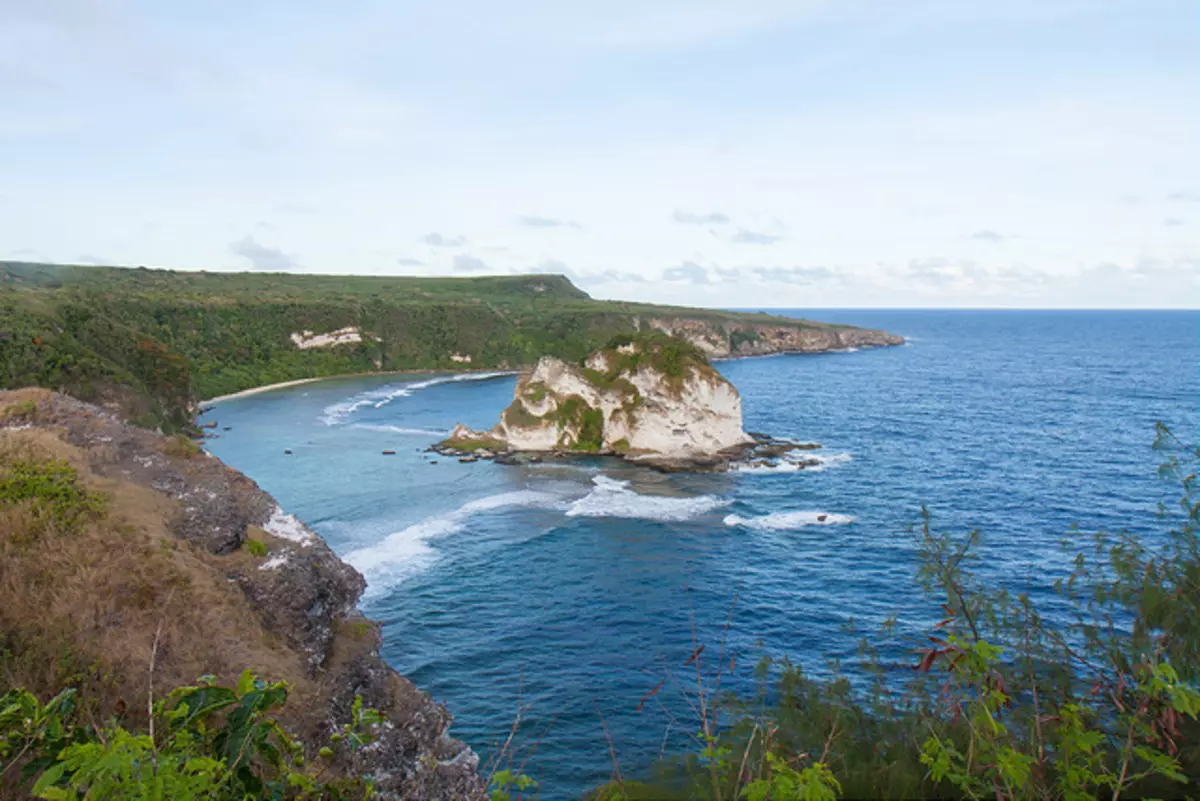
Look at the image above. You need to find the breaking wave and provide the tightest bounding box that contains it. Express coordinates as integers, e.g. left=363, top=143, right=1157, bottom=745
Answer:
left=351, top=423, right=449, bottom=437
left=724, top=510, right=854, bottom=531
left=321, top=372, right=513, bottom=425
left=731, top=451, right=853, bottom=475
left=565, top=475, right=729, bottom=522
left=344, top=490, right=559, bottom=594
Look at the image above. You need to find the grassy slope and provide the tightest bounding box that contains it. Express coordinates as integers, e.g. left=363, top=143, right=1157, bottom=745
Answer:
left=0, top=261, right=867, bottom=430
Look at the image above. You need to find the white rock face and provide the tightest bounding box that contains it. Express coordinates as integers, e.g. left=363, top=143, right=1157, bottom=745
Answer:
left=482, top=341, right=753, bottom=460
left=289, top=327, right=363, bottom=349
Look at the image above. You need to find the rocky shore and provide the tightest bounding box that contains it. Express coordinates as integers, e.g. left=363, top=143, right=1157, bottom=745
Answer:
left=0, top=389, right=484, bottom=800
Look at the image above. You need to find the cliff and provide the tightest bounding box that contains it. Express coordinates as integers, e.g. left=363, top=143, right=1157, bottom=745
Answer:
left=0, top=261, right=902, bottom=432
left=0, top=388, right=483, bottom=799
left=445, top=334, right=758, bottom=467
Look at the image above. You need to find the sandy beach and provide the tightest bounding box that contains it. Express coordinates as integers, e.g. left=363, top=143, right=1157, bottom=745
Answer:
left=201, top=367, right=521, bottom=405
left=203, top=378, right=325, bottom=404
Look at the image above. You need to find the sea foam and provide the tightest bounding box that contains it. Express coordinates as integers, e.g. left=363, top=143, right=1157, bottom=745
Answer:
left=724, top=510, right=854, bottom=531
left=565, top=475, right=729, bottom=522
left=730, top=451, right=853, bottom=475
left=344, top=490, right=557, bottom=593
left=351, top=423, right=450, bottom=437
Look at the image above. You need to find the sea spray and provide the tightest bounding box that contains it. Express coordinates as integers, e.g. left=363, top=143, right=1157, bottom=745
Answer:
left=565, top=475, right=730, bottom=522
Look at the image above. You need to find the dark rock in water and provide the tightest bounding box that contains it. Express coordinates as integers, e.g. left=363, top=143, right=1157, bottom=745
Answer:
left=458, top=455, right=478, bottom=463
left=201, top=421, right=218, bottom=429
left=284, top=449, right=293, bottom=455
left=223, top=426, right=232, bottom=431
left=429, top=460, right=438, bottom=465
left=382, top=450, right=396, bottom=455
left=817, top=514, right=828, bottom=522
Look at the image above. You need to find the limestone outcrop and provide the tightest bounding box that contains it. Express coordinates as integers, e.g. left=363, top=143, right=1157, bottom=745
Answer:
left=445, top=334, right=755, bottom=467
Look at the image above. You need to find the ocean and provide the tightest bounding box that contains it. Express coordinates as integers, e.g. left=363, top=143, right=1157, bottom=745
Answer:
left=203, top=310, right=1198, bottom=798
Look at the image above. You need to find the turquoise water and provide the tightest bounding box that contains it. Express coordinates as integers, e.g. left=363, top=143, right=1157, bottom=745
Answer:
left=204, top=310, right=1198, bottom=798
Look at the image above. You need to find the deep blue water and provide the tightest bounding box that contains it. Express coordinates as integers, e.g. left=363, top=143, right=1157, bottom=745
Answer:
left=204, top=310, right=1198, bottom=799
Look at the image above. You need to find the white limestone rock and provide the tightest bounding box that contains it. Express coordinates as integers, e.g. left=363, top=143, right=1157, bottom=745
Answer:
left=469, top=335, right=753, bottom=463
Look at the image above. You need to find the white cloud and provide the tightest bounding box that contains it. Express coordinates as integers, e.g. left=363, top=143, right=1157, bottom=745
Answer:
left=230, top=236, right=301, bottom=271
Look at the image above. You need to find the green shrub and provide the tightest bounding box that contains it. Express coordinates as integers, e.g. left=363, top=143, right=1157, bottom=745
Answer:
left=162, top=436, right=201, bottom=460
left=0, top=456, right=104, bottom=537
left=0, top=671, right=385, bottom=800
left=243, top=539, right=268, bottom=557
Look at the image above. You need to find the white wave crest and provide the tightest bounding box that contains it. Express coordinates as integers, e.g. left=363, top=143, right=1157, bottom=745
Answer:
left=724, top=510, right=854, bottom=531
left=808, top=452, right=852, bottom=472
left=731, top=451, right=852, bottom=475
left=344, top=490, right=557, bottom=593
left=565, top=475, right=729, bottom=522
left=351, top=423, right=449, bottom=437
left=321, top=372, right=513, bottom=425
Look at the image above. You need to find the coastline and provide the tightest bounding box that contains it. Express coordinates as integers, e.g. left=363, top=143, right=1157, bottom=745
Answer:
left=203, top=377, right=325, bottom=404
left=200, top=337, right=904, bottom=405
left=201, top=367, right=519, bottom=405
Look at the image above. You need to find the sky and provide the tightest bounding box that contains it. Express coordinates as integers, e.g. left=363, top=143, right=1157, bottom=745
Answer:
left=1, top=0, right=1198, bottom=308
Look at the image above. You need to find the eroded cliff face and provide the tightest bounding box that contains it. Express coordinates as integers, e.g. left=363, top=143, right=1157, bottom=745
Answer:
left=457, top=336, right=753, bottom=463
left=0, top=389, right=483, bottom=800
left=646, top=317, right=904, bottom=357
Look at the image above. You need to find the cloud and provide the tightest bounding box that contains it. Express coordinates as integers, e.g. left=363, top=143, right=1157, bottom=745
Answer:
left=904, top=258, right=987, bottom=286
left=1167, top=191, right=1200, bottom=203
left=673, top=210, right=730, bottom=225
left=422, top=232, right=468, bottom=247
left=662, top=261, right=712, bottom=284
left=527, top=259, right=575, bottom=277
left=970, top=230, right=1008, bottom=242
left=230, top=236, right=301, bottom=271
left=1164, top=217, right=1184, bottom=227
left=584, top=269, right=646, bottom=284
left=517, top=215, right=582, bottom=229
left=452, top=254, right=489, bottom=273
left=731, top=228, right=783, bottom=245
left=75, top=254, right=113, bottom=266
left=747, top=265, right=838, bottom=284
left=396, top=256, right=424, bottom=266
left=526, top=259, right=643, bottom=285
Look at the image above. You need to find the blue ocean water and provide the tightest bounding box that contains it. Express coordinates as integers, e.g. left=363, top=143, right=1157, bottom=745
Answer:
left=204, top=310, right=1198, bottom=798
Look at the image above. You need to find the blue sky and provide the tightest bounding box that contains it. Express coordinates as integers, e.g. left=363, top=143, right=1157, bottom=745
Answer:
left=2, top=0, right=1197, bottom=307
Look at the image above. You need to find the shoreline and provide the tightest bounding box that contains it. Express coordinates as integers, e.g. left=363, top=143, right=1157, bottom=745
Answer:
left=201, top=367, right=519, bottom=405
left=200, top=339, right=904, bottom=405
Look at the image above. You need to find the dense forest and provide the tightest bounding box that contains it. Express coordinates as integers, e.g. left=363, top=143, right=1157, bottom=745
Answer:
left=0, top=261, right=869, bottom=432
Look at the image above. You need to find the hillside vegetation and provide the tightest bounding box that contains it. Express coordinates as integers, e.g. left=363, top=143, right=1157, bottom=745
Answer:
left=0, top=261, right=898, bottom=431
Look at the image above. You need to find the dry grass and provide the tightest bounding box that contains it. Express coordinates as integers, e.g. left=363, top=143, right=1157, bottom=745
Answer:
left=0, top=388, right=53, bottom=425
left=0, top=428, right=312, bottom=726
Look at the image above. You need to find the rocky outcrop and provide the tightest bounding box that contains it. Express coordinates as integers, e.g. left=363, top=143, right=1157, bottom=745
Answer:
left=0, top=389, right=483, bottom=800
left=446, top=334, right=756, bottom=468
left=646, top=316, right=904, bottom=357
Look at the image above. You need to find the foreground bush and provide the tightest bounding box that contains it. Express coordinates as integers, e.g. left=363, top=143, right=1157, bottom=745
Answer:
left=0, top=672, right=383, bottom=800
